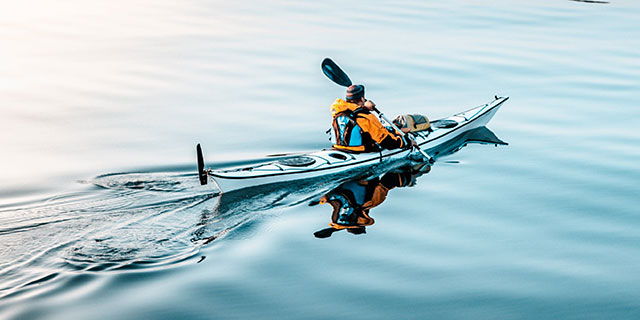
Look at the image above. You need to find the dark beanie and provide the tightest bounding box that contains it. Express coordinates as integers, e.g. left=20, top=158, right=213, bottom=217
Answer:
left=346, top=84, right=365, bottom=101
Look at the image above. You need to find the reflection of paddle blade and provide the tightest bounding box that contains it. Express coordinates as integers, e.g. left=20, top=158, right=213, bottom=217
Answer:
left=321, top=58, right=353, bottom=87
left=314, top=227, right=340, bottom=238
left=197, top=144, right=207, bottom=185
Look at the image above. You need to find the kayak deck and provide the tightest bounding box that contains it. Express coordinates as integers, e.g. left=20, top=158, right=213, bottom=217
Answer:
left=202, top=96, right=508, bottom=193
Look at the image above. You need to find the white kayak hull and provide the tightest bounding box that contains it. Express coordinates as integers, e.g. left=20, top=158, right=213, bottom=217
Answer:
left=206, top=96, right=508, bottom=193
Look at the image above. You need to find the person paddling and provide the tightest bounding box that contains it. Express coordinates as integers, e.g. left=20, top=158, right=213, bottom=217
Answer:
left=330, top=84, right=417, bottom=152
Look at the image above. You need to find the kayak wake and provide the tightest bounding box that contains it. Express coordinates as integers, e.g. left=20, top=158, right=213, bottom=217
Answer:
left=0, top=172, right=220, bottom=300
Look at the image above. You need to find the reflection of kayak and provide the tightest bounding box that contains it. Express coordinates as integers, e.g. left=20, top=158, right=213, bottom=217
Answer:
left=429, top=124, right=508, bottom=159
left=198, top=96, right=508, bottom=193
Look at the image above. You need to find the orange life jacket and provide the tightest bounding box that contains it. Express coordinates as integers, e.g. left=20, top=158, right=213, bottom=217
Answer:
left=330, top=99, right=406, bottom=152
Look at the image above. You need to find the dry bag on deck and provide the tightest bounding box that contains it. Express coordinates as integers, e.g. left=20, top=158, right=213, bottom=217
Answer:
left=393, top=114, right=431, bottom=133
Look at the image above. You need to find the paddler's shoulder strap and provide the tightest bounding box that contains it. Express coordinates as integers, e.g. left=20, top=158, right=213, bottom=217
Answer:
left=335, top=107, right=368, bottom=119
left=353, top=107, right=369, bottom=117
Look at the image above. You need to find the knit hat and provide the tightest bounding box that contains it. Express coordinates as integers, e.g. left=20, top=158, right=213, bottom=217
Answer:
left=346, top=84, right=365, bottom=101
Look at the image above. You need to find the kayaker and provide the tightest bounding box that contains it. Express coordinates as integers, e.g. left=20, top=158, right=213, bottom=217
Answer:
left=330, top=84, right=417, bottom=152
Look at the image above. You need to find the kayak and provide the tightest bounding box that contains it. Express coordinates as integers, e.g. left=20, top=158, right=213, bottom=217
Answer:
left=198, top=96, right=508, bottom=193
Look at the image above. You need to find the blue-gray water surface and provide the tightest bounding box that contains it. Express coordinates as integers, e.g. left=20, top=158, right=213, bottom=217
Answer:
left=1, top=1, right=639, bottom=319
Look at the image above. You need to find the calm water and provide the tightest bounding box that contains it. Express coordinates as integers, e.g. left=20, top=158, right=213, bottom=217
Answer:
left=1, top=0, right=639, bottom=319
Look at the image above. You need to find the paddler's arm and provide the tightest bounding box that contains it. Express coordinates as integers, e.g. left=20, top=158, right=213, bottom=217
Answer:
left=359, top=113, right=408, bottom=150
left=363, top=100, right=416, bottom=149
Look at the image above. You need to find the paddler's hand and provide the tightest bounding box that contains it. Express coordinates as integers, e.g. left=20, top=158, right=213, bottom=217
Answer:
left=364, top=100, right=376, bottom=111
left=404, top=136, right=418, bottom=149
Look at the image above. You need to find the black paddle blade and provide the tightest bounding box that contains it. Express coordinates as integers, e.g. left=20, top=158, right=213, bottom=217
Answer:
left=196, top=143, right=208, bottom=185
left=321, top=58, right=352, bottom=87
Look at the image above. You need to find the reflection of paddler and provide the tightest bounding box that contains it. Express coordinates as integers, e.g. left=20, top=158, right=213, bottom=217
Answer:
left=314, top=163, right=431, bottom=238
